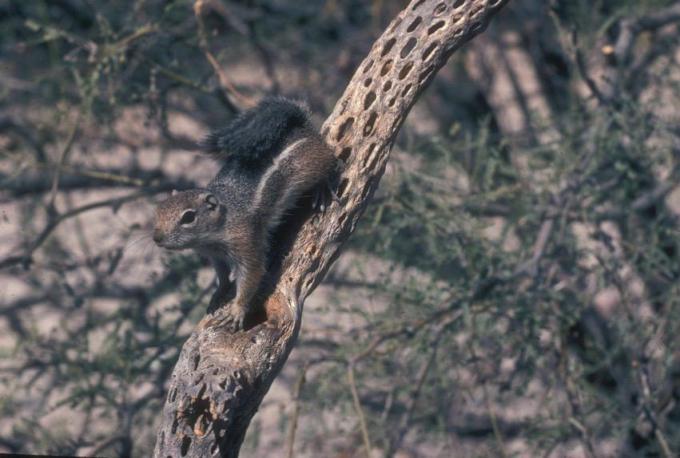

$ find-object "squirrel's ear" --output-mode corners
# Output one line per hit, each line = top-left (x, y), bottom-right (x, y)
(205, 194), (219, 210)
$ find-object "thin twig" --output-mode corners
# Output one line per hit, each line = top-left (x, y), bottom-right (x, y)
(384, 316), (458, 457)
(638, 364), (675, 458)
(194, 0), (254, 110)
(286, 364), (309, 458)
(571, 30), (607, 105)
(0, 190), (154, 270)
(48, 111), (82, 212)
(606, 2), (680, 100)
(482, 382), (508, 458)
(348, 362), (372, 458)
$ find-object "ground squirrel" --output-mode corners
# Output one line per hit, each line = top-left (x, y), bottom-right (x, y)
(152, 97), (336, 331)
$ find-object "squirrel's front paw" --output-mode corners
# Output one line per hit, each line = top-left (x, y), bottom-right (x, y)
(218, 304), (247, 332)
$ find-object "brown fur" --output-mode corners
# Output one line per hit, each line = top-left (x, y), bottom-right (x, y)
(152, 127), (335, 332)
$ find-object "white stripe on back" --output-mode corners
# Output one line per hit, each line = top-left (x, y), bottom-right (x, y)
(252, 138), (308, 219)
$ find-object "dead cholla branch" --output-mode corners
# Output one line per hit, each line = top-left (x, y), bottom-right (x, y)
(153, 1), (510, 457)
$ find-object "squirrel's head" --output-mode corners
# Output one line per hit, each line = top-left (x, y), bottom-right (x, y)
(153, 189), (226, 250)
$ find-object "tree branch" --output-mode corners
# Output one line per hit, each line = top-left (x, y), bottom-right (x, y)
(153, 1), (511, 456)
(603, 1), (680, 101)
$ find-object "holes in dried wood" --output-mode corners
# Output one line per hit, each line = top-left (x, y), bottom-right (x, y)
(388, 96), (397, 107)
(339, 146), (352, 162)
(419, 68), (434, 83)
(363, 112), (377, 136)
(336, 117), (354, 141)
(362, 143), (377, 169)
(453, 0), (465, 7)
(383, 80), (393, 92)
(361, 178), (374, 199)
(412, 0), (426, 10)
(422, 42), (438, 61)
(337, 178), (349, 199)
(398, 62), (414, 80)
(381, 38), (396, 57)
(194, 414), (207, 437)
(363, 77), (372, 87)
(380, 60), (393, 76)
(170, 388), (177, 403)
(338, 213), (347, 225)
(434, 2), (447, 15)
(407, 16), (422, 32)
(400, 37), (417, 58)
(171, 417), (179, 434)
(339, 98), (350, 116)
(193, 354), (200, 371)
(401, 83), (413, 97)
(364, 91), (376, 110)
(368, 149), (381, 170)
(389, 17), (403, 33)
(309, 244), (317, 256)
(367, 143), (376, 154)
(181, 436), (191, 456)
(362, 144), (380, 171)
(428, 20), (446, 35)
(362, 60), (374, 74)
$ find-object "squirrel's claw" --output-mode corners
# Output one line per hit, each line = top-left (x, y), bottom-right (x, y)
(218, 305), (246, 333)
(313, 180), (341, 213)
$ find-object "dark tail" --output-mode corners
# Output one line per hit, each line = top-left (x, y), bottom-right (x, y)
(200, 96), (310, 165)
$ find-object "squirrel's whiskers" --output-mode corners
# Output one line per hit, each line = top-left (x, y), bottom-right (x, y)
(124, 230), (156, 257)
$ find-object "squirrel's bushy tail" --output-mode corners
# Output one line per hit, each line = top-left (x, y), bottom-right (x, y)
(201, 96), (310, 165)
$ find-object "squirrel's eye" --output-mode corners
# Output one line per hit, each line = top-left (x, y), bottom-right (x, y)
(180, 210), (196, 225)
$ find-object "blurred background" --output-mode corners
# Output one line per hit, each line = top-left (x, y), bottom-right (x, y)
(1, 0), (680, 456)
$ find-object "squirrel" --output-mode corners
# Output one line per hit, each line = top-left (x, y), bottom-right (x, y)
(152, 97), (336, 331)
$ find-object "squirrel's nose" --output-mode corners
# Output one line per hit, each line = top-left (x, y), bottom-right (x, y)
(152, 229), (164, 244)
